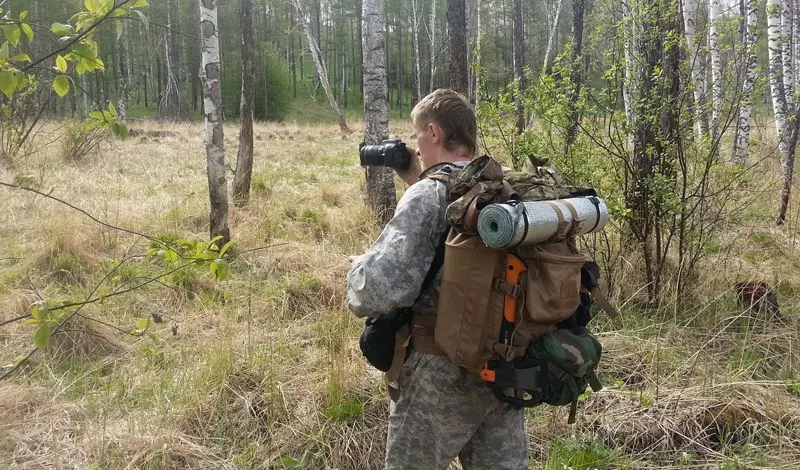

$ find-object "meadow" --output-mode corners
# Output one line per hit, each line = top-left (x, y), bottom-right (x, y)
(1, 118), (800, 469)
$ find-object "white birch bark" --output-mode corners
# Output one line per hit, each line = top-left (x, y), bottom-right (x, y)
(429, 0), (437, 92)
(622, 0), (636, 150)
(362, 0), (397, 225)
(683, 0), (709, 138)
(782, 0), (795, 108)
(708, 0), (723, 136)
(475, 0), (482, 111)
(292, 0), (350, 132)
(734, 0), (759, 164)
(542, 0), (564, 74)
(411, 0), (422, 103)
(199, 0), (230, 243)
(768, 0), (790, 160)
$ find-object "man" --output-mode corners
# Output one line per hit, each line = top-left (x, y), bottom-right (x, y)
(346, 89), (528, 469)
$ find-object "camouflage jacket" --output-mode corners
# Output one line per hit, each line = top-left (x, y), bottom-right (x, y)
(346, 162), (467, 318)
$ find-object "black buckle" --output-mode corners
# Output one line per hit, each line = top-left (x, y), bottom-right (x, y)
(493, 279), (521, 298)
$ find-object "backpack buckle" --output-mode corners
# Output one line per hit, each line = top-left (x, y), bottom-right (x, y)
(494, 278), (521, 298)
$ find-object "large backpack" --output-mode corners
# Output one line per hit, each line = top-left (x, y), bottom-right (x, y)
(428, 154), (618, 422)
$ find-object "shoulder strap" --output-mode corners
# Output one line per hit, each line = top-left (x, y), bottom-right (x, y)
(420, 229), (449, 296)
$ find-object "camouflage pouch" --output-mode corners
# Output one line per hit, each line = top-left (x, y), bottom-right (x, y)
(525, 326), (603, 423)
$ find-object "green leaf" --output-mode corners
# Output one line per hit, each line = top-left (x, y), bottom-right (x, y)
(75, 62), (86, 75)
(117, 121), (128, 140)
(11, 53), (30, 62)
(133, 9), (149, 30)
(0, 70), (16, 98)
(21, 23), (33, 41)
(51, 22), (74, 36)
(136, 317), (149, 331)
(133, 0), (150, 7)
(0, 42), (7, 60)
(219, 240), (235, 256)
(2, 24), (20, 47)
(56, 55), (67, 73)
(280, 457), (302, 469)
(19, 10), (28, 20)
(210, 259), (229, 281)
(108, 101), (117, 117)
(53, 75), (70, 97)
(98, 0), (114, 16)
(116, 20), (123, 40)
(85, 0), (101, 13)
(34, 323), (52, 350)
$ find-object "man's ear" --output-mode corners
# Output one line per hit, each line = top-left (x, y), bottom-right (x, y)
(429, 122), (440, 144)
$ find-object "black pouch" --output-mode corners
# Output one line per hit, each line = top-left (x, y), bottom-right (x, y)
(359, 307), (414, 372)
(358, 233), (447, 372)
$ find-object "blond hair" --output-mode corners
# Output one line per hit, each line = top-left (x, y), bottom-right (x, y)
(411, 89), (477, 156)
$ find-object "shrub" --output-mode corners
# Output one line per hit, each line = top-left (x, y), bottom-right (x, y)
(60, 120), (106, 162)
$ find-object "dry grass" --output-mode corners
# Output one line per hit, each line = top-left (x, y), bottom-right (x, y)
(1, 119), (799, 469)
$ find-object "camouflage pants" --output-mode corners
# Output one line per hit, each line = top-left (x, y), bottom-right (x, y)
(385, 351), (529, 469)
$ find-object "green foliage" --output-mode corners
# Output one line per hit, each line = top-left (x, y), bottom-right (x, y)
(322, 397), (364, 422)
(60, 119), (105, 162)
(221, 44), (292, 122)
(544, 437), (628, 469)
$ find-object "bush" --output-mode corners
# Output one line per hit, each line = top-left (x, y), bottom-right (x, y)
(60, 120), (106, 162)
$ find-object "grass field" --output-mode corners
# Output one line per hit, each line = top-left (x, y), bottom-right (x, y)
(1, 119), (800, 469)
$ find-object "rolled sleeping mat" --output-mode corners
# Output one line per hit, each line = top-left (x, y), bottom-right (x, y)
(477, 197), (609, 249)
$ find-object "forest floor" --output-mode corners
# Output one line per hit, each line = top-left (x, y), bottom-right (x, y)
(1, 120), (800, 469)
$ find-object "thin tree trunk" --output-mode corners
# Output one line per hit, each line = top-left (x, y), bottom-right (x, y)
(512, 0), (525, 133)
(683, 0), (709, 138)
(363, 0), (397, 226)
(565, 0), (586, 150)
(293, 0), (350, 132)
(777, 116), (799, 224)
(783, 0), (795, 109)
(622, 0), (636, 150)
(200, 0), (231, 245)
(733, 0), (759, 164)
(411, 0), (422, 104)
(429, 0), (437, 92)
(768, 0), (790, 160)
(447, 0), (469, 94)
(542, 0), (564, 74)
(160, 0), (181, 120)
(475, 0), (482, 110)
(233, 0), (255, 207)
(709, 0), (723, 137)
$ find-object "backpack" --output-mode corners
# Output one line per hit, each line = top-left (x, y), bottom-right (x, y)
(429, 154), (618, 423)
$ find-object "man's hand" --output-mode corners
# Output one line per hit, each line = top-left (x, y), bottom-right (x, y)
(395, 146), (422, 186)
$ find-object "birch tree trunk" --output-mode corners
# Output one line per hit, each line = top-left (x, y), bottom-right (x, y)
(733, 0), (759, 164)
(513, 0), (525, 133)
(447, 0), (469, 94)
(682, 0), (709, 139)
(429, 0), (437, 92)
(363, 0), (397, 226)
(565, 0), (586, 150)
(782, 0), (795, 109)
(233, 0), (255, 207)
(622, 0), (636, 150)
(293, 0), (350, 133)
(199, 0), (230, 244)
(708, 0), (723, 137)
(411, 0), (422, 103)
(160, 0), (181, 120)
(542, 0), (564, 74)
(475, 0), (482, 110)
(768, 0), (790, 160)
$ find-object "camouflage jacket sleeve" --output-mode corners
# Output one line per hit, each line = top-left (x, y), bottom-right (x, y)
(346, 178), (448, 318)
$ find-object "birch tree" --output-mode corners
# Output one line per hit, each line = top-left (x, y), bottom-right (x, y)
(429, 0), (438, 92)
(411, 0), (422, 103)
(733, 0), (759, 164)
(475, 0), (482, 110)
(233, 0), (255, 207)
(447, 0), (469, 94)
(542, 0), (564, 74)
(200, 0), (230, 244)
(682, 0), (709, 138)
(708, 0), (723, 136)
(782, 0), (795, 109)
(159, 0), (181, 119)
(513, 0), (525, 133)
(292, 0), (350, 133)
(565, 0), (586, 150)
(768, 0), (789, 159)
(363, 0), (397, 225)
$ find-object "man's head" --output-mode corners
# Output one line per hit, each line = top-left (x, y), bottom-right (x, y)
(411, 89), (477, 168)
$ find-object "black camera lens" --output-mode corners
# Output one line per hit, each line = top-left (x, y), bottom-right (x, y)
(359, 139), (411, 169)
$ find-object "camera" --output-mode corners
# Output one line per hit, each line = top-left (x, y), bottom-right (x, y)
(359, 139), (411, 169)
